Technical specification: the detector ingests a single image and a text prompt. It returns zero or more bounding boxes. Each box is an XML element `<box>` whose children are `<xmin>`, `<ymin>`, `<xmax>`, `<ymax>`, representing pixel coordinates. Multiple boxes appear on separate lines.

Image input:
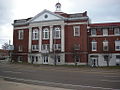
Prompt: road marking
<box><xmin>103</xmin><ymin>76</ymin><xmax>120</xmax><ymax>78</ymax></box>
<box><xmin>36</xmin><ymin>68</ymin><xmax>119</xmax><ymax>75</ymax></box>
<box><xmin>3</xmin><ymin>71</ymin><xmax>22</xmax><ymax>74</ymax></box>
<box><xmin>101</xmin><ymin>79</ymin><xmax>120</xmax><ymax>83</ymax></box>
<box><xmin>0</xmin><ymin>76</ymin><xmax>119</xmax><ymax>90</ymax></box>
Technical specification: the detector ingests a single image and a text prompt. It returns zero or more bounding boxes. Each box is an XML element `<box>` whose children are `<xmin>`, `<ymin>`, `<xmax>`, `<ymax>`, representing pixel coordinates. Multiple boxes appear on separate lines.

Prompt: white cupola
<box><xmin>55</xmin><ymin>2</ymin><xmax>61</xmax><ymax>12</ymax></box>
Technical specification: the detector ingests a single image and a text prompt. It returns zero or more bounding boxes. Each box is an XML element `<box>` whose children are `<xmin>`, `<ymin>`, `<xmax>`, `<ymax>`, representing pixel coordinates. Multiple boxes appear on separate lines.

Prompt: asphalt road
<box><xmin>0</xmin><ymin>63</ymin><xmax>120</xmax><ymax>90</ymax></box>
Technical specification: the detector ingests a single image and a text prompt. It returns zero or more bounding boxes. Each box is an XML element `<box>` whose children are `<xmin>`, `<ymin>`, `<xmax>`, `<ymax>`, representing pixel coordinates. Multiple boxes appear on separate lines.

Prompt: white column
<box><xmin>61</xmin><ymin>25</ymin><xmax>65</xmax><ymax>52</ymax></box>
<box><xmin>50</xmin><ymin>26</ymin><xmax>53</xmax><ymax>52</ymax></box>
<box><xmin>28</xmin><ymin>27</ymin><xmax>32</xmax><ymax>52</ymax></box>
<box><xmin>39</xmin><ymin>26</ymin><xmax>42</xmax><ymax>52</ymax></box>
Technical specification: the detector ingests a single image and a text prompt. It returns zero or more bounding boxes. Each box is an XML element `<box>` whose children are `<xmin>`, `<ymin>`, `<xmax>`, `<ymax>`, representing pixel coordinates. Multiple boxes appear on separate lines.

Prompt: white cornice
<box><xmin>89</xmin><ymin>35</ymin><xmax>120</xmax><ymax>37</ymax></box>
<box><xmin>28</xmin><ymin>9</ymin><xmax>65</xmax><ymax>23</ymax></box>
<box><xmin>65</xmin><ymin>22</ymin><xmax>88</xmax><ymax>25</ymax></box>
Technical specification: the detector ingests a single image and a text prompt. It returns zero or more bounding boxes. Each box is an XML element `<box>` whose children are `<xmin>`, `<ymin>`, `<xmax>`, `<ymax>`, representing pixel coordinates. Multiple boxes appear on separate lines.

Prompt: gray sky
<box><xmin>0</xmin><ymin>0</ymin><xmax>120</xmax><ymax>48</ymax></box>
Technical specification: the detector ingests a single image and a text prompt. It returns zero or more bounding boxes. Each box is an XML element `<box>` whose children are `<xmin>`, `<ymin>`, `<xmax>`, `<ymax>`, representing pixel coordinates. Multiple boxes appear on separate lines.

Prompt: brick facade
<box><xmin>12</xmin><ymin>3</ymin><xmax>120</xmax><ymax>66</ymax></box>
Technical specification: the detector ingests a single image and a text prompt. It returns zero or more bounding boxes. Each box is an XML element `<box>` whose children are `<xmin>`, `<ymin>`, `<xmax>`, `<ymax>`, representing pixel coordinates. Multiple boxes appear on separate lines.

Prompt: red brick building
<box><xmin>88</xmin><ymin>23</ymin><xmax>120</xmax><ymax>66</ymax></box>
<box><xmin>12</xmin><ymin>3</ymin><xmax>120</xmax><ymax>66</ymax></box>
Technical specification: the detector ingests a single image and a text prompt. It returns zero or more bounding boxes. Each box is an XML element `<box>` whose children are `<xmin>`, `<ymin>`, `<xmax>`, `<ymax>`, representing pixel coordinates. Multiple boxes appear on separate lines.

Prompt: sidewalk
<box><xmin>6</xmin><ymin>63</ymin><xmax>120</xmax><ymax>73</ymax></box>
<box><xmin>0</xmin><ymin>78</ymin><xmax>71</xmax><ymax>90</ymax></box>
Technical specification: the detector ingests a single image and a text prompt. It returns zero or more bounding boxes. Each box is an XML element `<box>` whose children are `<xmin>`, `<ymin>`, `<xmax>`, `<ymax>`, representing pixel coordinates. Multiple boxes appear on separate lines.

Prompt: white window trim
<box><xmin>56</xmin><ymin>55</ymin><xmax>61</xmax><ymax>63</ymax></box>
<box><xmin>91</xmin><ymin>41</ymin><xmax>97</xmax><ymax>51</ymax></box>
<box><xmin>53</xmin><ymin>44</ymin><xmax>61</xmax><ymax>50</ymax></box>
<box><xmin>75</xmin><ymin>56</ymin><xmax>80</xmax><ymax>62</ymax></box>
<box><xmin>42</xmin><ymin>56</ymin><xmax>48</xmax><ymax>63</ymax></box>
<box><xmin>32</xmin><ymin>45</ymin><xmax>39</xmax><ymax>51</ymax></box>
<box><xmin>32</xmin><ymin>29</ymin><xmax>39</xmax><ymax>40</ymax></box>
<box><xmin>74</xmin><ymin>44</ymin><xmax>80</xmax><ymax>50</ymax></box>
<box><xmin>18</xmin><ymin>45</ymin><xmax>23</xmax><ymax>52</ymax></box>
<box><xmin>73</xmin><ymin>26</ymin><xmax>80</xmax><ymax>36</ymax></box>
<box><xmin>115</xmin><ymin>40</ymin><xmax>120</xmax><ymax>51</ymax></box>
<box><xmin>30</xmin><ymin>56</ymin><xmax>38</xmax><ymax>62</ymax></box>
<box><xmin>42</xmin><ymin>44</ymin><xmax>50</xmax><ymax>51</ymax></box>
<box><xmin>42</xmin><ymin>28</ymin><xmax>49</xmax><ymax>40</ymax></box>
<box><xmin>103</xmin><ymin>29</ymin><xmax>108</xmax><ymax>36</ymax></box>
<box><xmin>91</xmin><ymin>29</ymin><xmax>96</xmax><ymax>36</ymax></box>
<box><xmin>114</xmin><ymin>28</ymin><xmax>120</xmax><ymax>36</ymax></box>
<box><xmin>103</xmin><ymin>40</ymin><xmax>109</xmax><ymax>51</ymax></box>
<box><xmin>18</xmin><ymin>56</ymin><xmax>23</xmax><ymax>62</ymax></box>
<box><xmin>54</xmin><ymin>27</ymin><xmax>61</xmax><ymax>39</ymax></box>
<box><xmin>18</xmin><ymin>30</ymin><xmax>24</xmax><ymax>40</ymax></box>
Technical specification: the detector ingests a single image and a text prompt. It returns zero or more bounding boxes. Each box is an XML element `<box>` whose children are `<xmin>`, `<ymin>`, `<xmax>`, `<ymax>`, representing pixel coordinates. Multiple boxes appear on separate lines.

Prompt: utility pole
<box><xmin>8</xmin><ymin>40</ymin><xmax>11</xmax><ymax>62</ymax></box>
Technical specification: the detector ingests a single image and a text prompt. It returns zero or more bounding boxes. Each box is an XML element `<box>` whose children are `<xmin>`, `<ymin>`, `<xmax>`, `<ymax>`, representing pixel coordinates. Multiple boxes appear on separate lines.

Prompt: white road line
<box><xmin>3</xmin><ymin>71</ymin><xmax>22</xmax><ymax>74</ymax></box>
<box><xmin>101</xmin><ymin>79</ymin><xmax>120</xmax><ymax>83</ymax></box>
<box><xmin>103</xmin><ymin>76</ymin><xmax>120</xmax><ymax>78</ymax></box>
<box><xmin>0</xmin><ymin>76</ymin><xmax>119</xmax><ymax>90</ymax></box>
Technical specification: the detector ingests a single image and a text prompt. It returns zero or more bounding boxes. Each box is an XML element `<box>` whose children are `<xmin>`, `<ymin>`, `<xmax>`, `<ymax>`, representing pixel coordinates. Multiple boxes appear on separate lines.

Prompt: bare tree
<box><xmin>103</xmin><ymin>54</ymin><xmax>112</xmax><ymax>67</ymax></box>
<box><xmin>102</xmin><ymin>44</ymin><xmax>112</xmax><ymax>67</ymax></box>
<box><xmin>2</xmin><ymin>43</ymin><xmax>9</xmax><ymax>50</ymax></box>
<box><xmin>72</xmin><ymin>44</ymin><xmax>80</xmax><ymax>66</ymax></box>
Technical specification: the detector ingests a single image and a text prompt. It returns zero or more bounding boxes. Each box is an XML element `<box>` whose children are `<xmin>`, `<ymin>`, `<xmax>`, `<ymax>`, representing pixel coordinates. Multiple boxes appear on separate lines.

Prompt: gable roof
<box><xmin>28</xmin><ymin>9</ymin><xmax>65</xmax><ymax>23</ymax></box>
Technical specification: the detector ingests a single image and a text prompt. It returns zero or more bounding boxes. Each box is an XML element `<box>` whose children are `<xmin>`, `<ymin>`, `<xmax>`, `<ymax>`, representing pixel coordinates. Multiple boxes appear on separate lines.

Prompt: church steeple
<box><xmin>55</xmin><ymin>2</ymin><xmax>61</xmax><ymax>12</ymax></box>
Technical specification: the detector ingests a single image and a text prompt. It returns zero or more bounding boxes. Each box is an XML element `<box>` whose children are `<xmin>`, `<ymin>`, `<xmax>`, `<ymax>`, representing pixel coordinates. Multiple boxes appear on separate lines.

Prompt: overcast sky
<box><xmin>0</xmin><ymin>0</ymin><xmax>120</xmax><ymax>49</ymax></box>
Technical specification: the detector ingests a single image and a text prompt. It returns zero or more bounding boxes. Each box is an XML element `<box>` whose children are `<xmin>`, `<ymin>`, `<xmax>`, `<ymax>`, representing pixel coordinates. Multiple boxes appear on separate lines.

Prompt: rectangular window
<box><xmin>18</xmin><ymin>45</ymin><xmax>23</xmax><ymax>51</ymax></box>
<box><xmin>103</xmin><ymin>29</ymin><xmax>108</xmax><ymax>36</ymax></box>
<box><xmin>42</xmin><ymin>44</ymin><xmax>50</xmax><ymax>50</ymax></box>
<box><xmin>18</xmin><ymin>30</ymin><xmax>24</xmax><ymax>40</ymax></box>
<box><xmin>91</xmin><ymin>29</ymin><xmax>96</xmax><ymax>36</ymax></box>
<box><xmin>114</xmin><ymin>28</ymin><xmax>120</xmax><ymax>35</ymax></box>
<box><xmin>53</xmin><ymin>44</ymin><xmax>61</xmax><ymax>50</ymax></box>
<box><xmin>115</xmin><ymin>40</ymin><xmax>120</xmax><ymax>51</ymax></box>
<box><xmin>92</xmin><ymin>41</ymin><xmax>97</xmax><ymax>51</ymax></box>
<box><xmin>74</xmin><ymin>44</ymin><xmax>80</xmax><ymax>50</ymax></box>
<box><xmin>32</xmin><ymin>45</ymin><xmax>39</xmax><ymax>51</ymax></box>
<box><xmin>73</xmin><ymin>26</ymin><xmax>80</xmax><ymax>36</ymax></box>
<box><xmin>103</xmin><ymin>41</ymin><xmax>108</xmax><ymax>51</ymax></box>
<box><xmin>32</xmin><ymin>29</ymin><xmax>39</xmax><ymax>40</ymax></box>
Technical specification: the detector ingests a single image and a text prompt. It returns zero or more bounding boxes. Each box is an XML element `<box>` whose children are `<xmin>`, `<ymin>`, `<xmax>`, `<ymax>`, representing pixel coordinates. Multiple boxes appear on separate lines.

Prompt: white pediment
<box><xmin>29</xmin><ymin>9</ymin><xmax>64</xmax><ymax>23</ymax></box>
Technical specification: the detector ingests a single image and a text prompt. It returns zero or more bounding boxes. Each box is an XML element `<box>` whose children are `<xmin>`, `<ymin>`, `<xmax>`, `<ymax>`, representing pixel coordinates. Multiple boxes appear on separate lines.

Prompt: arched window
<box><xmin>42</xmin><ymin>28</ymin><xmax>49</xmax><ymax>39</ymax></box>
<box><xmin>54</xmin><ymin>27</ymin><xmax>61</xmax><ymax>39</ymax></box>
<box><xmin>32</xmin><ymin>29</ymin><xmax>38</xmax><ymax>40</ymax></box>
<box><xmin>91</xmin><ymin>40</ymin><xmax>97</xmax><ymax>51</ymax></box>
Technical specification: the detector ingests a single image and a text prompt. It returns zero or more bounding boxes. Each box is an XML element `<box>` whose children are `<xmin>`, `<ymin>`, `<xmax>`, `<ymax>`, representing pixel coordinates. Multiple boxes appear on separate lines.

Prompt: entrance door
<box><xmin>116</xmin><ymin>55</ymin><xmax>120</xmax><ymax>65</ymax></box>
<box><xmin>91</xmin><ymin>58</ymin><xmax>98</xmax><ymax>67</ymax></box>
<box><xmin>43</xmin><ymin>56</ymin><xmax>48</xmax><ymax>64</ymax></box>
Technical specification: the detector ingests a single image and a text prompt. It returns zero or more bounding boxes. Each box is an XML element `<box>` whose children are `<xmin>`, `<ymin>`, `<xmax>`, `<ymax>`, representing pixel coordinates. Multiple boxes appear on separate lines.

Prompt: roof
<box><xmin>56</xmin><ymin>2</ymin><xmax>61</xmax><ymax>6</ymax></box>
<box><xmin>90</xmin><ymin>22</ymin><xmax>120</xmax><ymax>27</ymax></box>
<box><xmin>13</xmin><ymin>10</ymin><xmax>88</xmax><ymax>26</ymax></box>
<box><xmin>55</xmin><ymin>11</ymin><xmax>88</xmax><ymax>18</ymax></box>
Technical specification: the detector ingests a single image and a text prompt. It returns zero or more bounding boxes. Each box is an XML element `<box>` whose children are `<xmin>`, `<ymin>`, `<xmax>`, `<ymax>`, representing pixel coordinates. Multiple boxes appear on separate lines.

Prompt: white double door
<box><xmin>43</xmin><ymin>56</ymin><xmax>48</xmax><ymax>64</ymax></box>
